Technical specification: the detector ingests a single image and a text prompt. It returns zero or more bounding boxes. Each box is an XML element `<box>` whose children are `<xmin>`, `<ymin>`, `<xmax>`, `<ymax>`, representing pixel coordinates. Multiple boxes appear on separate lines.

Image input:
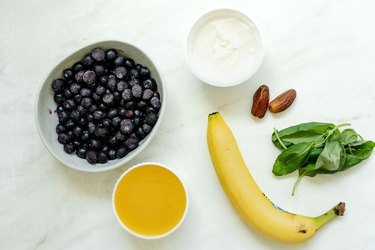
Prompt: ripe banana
<box><xmin>207</xmin><ymin>112</ymin><xmax>345</xmax><ymax>244</ymax></box>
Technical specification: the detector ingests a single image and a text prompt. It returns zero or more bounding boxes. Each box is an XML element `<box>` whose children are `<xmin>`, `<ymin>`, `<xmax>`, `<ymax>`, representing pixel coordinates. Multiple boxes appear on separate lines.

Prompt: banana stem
<box><xmin>314</xmin><ymin>202</ymin><xmax>345</xmax><ymax>230</ymax></box>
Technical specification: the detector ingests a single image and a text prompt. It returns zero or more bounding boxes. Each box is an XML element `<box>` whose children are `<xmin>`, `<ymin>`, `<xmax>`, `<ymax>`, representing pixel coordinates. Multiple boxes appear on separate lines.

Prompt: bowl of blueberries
<box><xmin>35</xmin><ymin>41</ymin><xmax>165</xmax><ymax>172</ymax></box>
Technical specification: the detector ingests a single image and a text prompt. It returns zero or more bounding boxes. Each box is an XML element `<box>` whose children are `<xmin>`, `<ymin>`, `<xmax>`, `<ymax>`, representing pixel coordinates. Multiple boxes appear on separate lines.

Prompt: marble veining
<box><xmin>1</xmin><ymin>0</ymin><xmax>375</xmax><ymax>249</ymax></box>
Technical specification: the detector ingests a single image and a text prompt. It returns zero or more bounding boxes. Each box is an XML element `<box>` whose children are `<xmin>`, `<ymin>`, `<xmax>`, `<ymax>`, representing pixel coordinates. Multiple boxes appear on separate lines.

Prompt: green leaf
<box><xmin>298</xmin><ymin>163</ymin><xmax>318</xmax><ymax>177</ymax></box>
<box><xmin>272</xmin><ymin>142</ymin><xmax>313</xmax><ymax>176</ymax></box>
<box><xmin>306</xmin><ymin>147</ymin><xmax>323</xmax><ymax>164</ymax></box>
<box><xmin>315</xmin><ymin>138</ymin><xmax>344</xmax><ymax>172</ymax></box>
<box><xmin>341</xmin><ymin>129</ymin><xmax>360</xmax><ymax>145</ymax></box>
<box><xmin>272</xmin><ymin>122</ymin><xmax>334</xmax><ymax>149</ymax></box>
<box><xmin>342</xmin><ymin>141</ymin><xmax>375</xmax><ymax>171</ymax></box>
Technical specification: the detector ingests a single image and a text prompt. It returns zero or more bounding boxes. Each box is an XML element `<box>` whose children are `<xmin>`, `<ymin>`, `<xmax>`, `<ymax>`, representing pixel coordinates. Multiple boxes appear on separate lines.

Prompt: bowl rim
<box><xmin>35</xmin><ymin>40</ymin><xmax>166</xmax><ymax>172</ymax></box>
<box><xmin>112</xmin><ymin>162</ymin><xmax>189</xmax><ymax>239</ymax></box>
<box><xmin>184</xmin><ymin>8</ymin><xmax>264</xmax><ymax>87</ymax></box>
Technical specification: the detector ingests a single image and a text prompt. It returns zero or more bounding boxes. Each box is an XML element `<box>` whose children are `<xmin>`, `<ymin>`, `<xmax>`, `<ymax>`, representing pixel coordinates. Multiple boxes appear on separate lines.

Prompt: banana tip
<box><xmin>334</xmin><ymin>202</ymin><xmax>345</xmax><ymax>216</ymax></box>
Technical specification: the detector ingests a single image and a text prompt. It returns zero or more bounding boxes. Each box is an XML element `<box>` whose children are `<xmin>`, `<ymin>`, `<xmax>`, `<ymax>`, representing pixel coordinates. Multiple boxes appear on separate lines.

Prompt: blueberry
<box><xmin>122</xmin><ymin>89</ymin><xmax>132</xmax><ymax>101</ymax></box>
<box><xmin>56</xmin><ymin>124</ymin><xmax>66</xmax><ymax>134</ymax></box>
<box><xmin>72</xmin><ymin>126</ymin><xmax>82</xmax><ymax>137</ymax></box>
<box><xmin>91</xmin><ymin>48</ymin><xmax>105</xmax><ymax>62</ymax></box>
<box><xmin>134</xmin><ymin>110</ymin><xmax>143</xmax><ymax>117</ymax></box>
<box><xmin>80</xmin><ymin>88</ymin><xmax>92</xmax><ymax>97</ymax></box>
<box><xmin>113</xmin><ymin>91</ymin><xmax>121</xmax><ymax>102</ymax></box>
<box><xmin>63</xmin><ymin>69</ymin><xmax>74</xmax><ymax>79</ymax></box>
<box><xmin>117</xmin><ymin>81</ymin><xmax>128</xmax><ymax>92</ymax></box>
<box><xmin>144</xmin><ymin>112</ymin><xmax>158</xmax><ymax>125</ymax></box>
<box><xmin>69</xmin><ymin>83</ymin><xmax>81</xmax><ymax>94</ymax></box>
<box><xmin>93</xmin><ymin>110</ymin><xmax>105</xmax><ymax>120</ymax></box>
<box><xmin>114</xmin><ymin>67</ymin><xmax>127</xmax><ymax>79</ymax></box>
<box><xmin>114</xmin><ymin>56</ymin><xmax>126</xmax><ymax>66</ymax></box>
<box><xmin>99</xmin><ymin>75</ymin><xmax>108</xmax><ymax>84</ymax></box>
<box><xmin>103</xmin><ymin>93</ymin><xmax>114</xmax><ymax>104</ymax></box>
<box><xmin>95</xmin><ymin>127</ymin><xmax>108</xmax><ymax>138</ymax></box>
<box><xmin>115</xmin><ymin>131</ymin><xmax>126</xmax><ymax>141</ymax></box>
<box><xmin>132</xmin><ymin>84</ymin><xmax>142</xmax><ymax>98</ymax></box>
<box><xmin>129</xmin><ymin>78</ymin><xmax>140</xmax><ymax>87</ymax></box>
<box><xmin>150</xmin><ymin>96</ymin><xmax>161</xmax><ymax>109</ymax></box>
<box><xmin>128</xmin><ymin>69</ymin><xmax>139</xmax><ymax>79</ymax></box>
<box><xmin>81</xmin><ymin>130</ymin><xmax>90</xmax><ymax>141</ymax></box>
<box><xmin>52</xmin><ymin>79</ymin><xmax>64</xmax><ymax>92</ymax></box>
<box><xmin>82</xmin><ymin>54</ymin><xmax>95</xmax><ymax>66</ymax></box>
<box><xmin>75</xmin><ymin>70</ymin><xmax>85</xmax><ymax>83</ymax></box>
<box><xmin>81</xmin><ymin>97</ymin><xmax>92</xmax><ymax>108</ymax></box>
<box><xmin>78</xmin><ymin>117</ymin><xmax>88</xmax><ymax>126</ymax></box>
<box><xmin>108</xmin><ymin>108</ymin><xmax>118</xmax><ymax>119</ymax></box>
<box><xmin>98</xmin><ymin>103</ymin><xmax>107</xmax><ymax>111</ymax></box>
<box><xmin>97</xmin><ymin>151</ymin><xmax>108</xmax><ymax>163</ymax></box>
<box><xmin>74</xmin><ymin>94</ymin><xmax>82</xmax><ymax>103</ymax></box>
<box><xmin>88</xmin><ymin>104</ymin><xmax>98</xmax><ymax>113</ymax></box>
<box><xmin>101</xmin><ymin>119</ymin><xmax>111</xmax><ymax>129</ymax></box>
<box><xmin>57</xmin><ymin>106</ymin><xmax>64</xmax><ymax>113</ymax></box>
<box><xmin>70</xmin><ymin>110</ymin><xmax>80</xmax><ymax>121</ymax></box>
<box><xmin>108</xmin><ymin>136</ymin><xmax>117</xmax><ymax>145</ymax></box>
<box><xmin>73</xmin><ymin>140</ymin><xmax>81</xmax><ymax>148</ymax></box>
<box><xmin>125</xmin><ymin>101</ymin><xmax>135</xmax><ymax>109</ymax></box>
<box><xmin>83</xmin><ymin>70</ymin><xmax>96</xmax><ymax>85</ymax></box>
<box><xmin>124</xmin><ymin>58</ymin><xmax>135</xmax><ymax>68</ymax></box>
<box><xmin>77</xmin><ymin>147</ymin><xmax>87</xmax><ymax>158</ymax></box>
<box><xmin>107</xmin><ymin>77</ymin><xmax>116</xmax><ymax>91</ymax></box>
<box><xmin>139</xmin><ymin>67</ymin><xmax>150</xmax><ymax>79</ymax></box>
<box><xmin>54</xmin><ymin>93</ymin><xmax>64</xmax><ymax>104</ymax></box>
<box><xmin>116</xmin><ymin>147</ymin><xmax>128</xmax><ymax>158</ymax></box>
<box><xmin>142</xmin><ymin>89</ymin><xmax>153</xmax><ymax>100</ymax></box>
<box><xmin>73</xmin><ymin>62</ymin><xmax>84</xmax><ymax>73</ymax></box>
<box><xmin>89</xmin><ymin>139</ymin><xmax>101</xmax><ymax>149</ymax></box>
<box><xmin>125</xmin><ymin>110</ymin><xmax>134</xmax><ymax>118</ymax></box>
<box><xmin>64</xmin><ymin>89</ymin><xmax>73</xmax><ymax>98</ymax></box>
<box><xmin>65</xmin><ymin>120</ymin><xmax>76</xmax><ymax>130</ymax></box>
<box><xmin>142</xmin><ymin>124</ymin><xmax>152</xmax><ymax>133</ymax></box>
<box><xmin>112</xmin><ymin>117</ymin><xmax>121</xmax><ymax>127</ymax></box>
<box><xmin>93</xmin><ymin>64</ymin><xmax>105</xmax><ymax>76</ymax></box>
<box><xmin>87</xmin><ymin>122</ymin><xmax>96</xmax><ymax>134</ymax></box>
<box><xmin>153</xmin><ymin>91</ymin><xmax>160</xmax><ymax>98</ymax></box>
<box><xmin>87</xmin><ymin>114</ymin><xmax>94</xmax><ymax>122</ymax></box>
<box><xmin>86</xmin><ymin>150</ymin><xmax>97</xmax><ymax>164</ymax></box>
<box><xmin>133</xmin><ymin>117</ymin><xmax>141</xmax><ymax>126</ymax></box>
<box><xmin>95</xmin><ymin>85</ymin><xmax>106</xmax><ymax>96</ymax></box>
<box><xmin>63</xmin><ymin>99</ymin><xmax>75</xmax><ymax>110</ymax></box>
<box><xmin>137</xmin><ymin>101</ymin><xmax>147</xmax><ymax>110</ymax></box>
<box><xmin>118</xmin><ymin>108</ymin><xmax>126</xmax><ymax>117</ymax></box>
<box><xmin>58</xmin><ymin>133</ymin><xmax>70</xmax><ymax>144</ymax></box>
<box><xmin>92</xmin><ymin>93</ymin><xmax>101</xmax><ymax>102</ymax></box>
<box><xmin>107</xmin><ymin>149</ymin><xmax>117</xmax><ymax>160</ymax></box>
<box><xmin>102</xmin><ymin>146</ymin><xmax>110</xmax><ymax>153</ymax></box>
<box><xmin>120</xmin><ymin>119</ymin><xmax>133</xmax><ymax>134</ymax></box>
<box><xmin>106</xmin><ymin>49</ymin><xmax>118</xmax><ymax>61</ymax></box>
<box><xmin>64</xmin><ymin>144</ymin><xmax>76</xmax><ymax>154</ymax></box>
<box><xmin>135</xmin><ymin>64</ymin><xmax>142</xmax><ymax>71</ymax></box>
<box><xmin>146</xmin><ymin>107</ymin><xmax>156</xmax><ymax>114</ymax></box>
<box><xmin>58</xmin><ymin>111</ymin><xmax>69</xmax><ymax>123</ymax></box>
<box><xmin>125</xmin><ymin>137</ymin><xmax>139</xmax><ymax>150</ymax></box>
<box><xmin>136</xmin><ymin>127</ymin><xmax>146</xmax><ymax>139</ymax></box>
<box><xmin>142</xmin><ymin>79</ymin><xmax>157</xmax><ymax>90</ymax></box>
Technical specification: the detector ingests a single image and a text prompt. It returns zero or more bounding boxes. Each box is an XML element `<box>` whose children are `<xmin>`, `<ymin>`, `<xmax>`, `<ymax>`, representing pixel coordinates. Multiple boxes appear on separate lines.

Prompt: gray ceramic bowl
<box><xmin>35</xmin><ymin>41</ymin><xmax>166</xmax><ymax>172</ymax></box>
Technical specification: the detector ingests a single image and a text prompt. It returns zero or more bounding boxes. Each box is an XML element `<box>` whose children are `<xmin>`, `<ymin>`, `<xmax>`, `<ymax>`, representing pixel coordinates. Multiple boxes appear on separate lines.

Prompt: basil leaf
<box><xmin>272</xmin><ymin>142</ymin><xmax>313</xmax><ymax>176</ymax></box>
<box><xmin>272</xmin><ymin>122</ymin><xmax>334</xmax><ymax>149</ymax></box>
<box><xmin>342</xmin><ymin>141</ymin><xmax>375</xmax><ymax>171</ymax></box>
<box><xmin>341</xmin><ymin>129</ymin><xmax>360</xmax><ymax>145</ymax></box>
<box><xmin>315</xmin><ymin>139</ymin><xmax>344</xmax><ymax>172</ymax></box>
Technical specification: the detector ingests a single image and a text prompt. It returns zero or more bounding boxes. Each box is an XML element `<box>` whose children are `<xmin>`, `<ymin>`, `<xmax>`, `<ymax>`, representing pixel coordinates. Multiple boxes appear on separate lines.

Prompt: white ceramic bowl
<box><xmin>185</xmin><ymin>8</ymin><xmax>264</xmax><ymax>87</ymax></box>
<box><xmin>35</xmin><ymin>41</ymin><xmax>166</xmax><ymax>172</ymax></box>
<box><xmin>112</xmin><ymin>162</ymin><xmax>188</xmax><ymax>239</ymax></box>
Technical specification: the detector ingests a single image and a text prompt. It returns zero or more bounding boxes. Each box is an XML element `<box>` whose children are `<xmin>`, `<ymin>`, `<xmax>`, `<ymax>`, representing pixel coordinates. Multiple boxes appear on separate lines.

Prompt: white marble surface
<box><xmin>1</xmin><ymin>0</ymin><xmax>375</xmax><ymax>249</ymax></box>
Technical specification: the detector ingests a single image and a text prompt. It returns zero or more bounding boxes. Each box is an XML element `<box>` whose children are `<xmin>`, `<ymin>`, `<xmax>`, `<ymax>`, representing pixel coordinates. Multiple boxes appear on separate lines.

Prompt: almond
<box><xmin>269</xmin><ymin>89</ymin><xmax>297</xmax><ymax>113</ymax></box>
<box><xmin>251</xmin><ymin>85</ymin><xmax>269</xmax><ymax>118</ymax></box>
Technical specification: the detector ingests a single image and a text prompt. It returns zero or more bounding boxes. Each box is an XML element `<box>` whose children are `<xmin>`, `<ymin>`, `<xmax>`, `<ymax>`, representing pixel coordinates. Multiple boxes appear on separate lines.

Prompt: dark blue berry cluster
<box><xmin>52</xmin><ymin>48</ymin><xmax>161</xmax><ymax>164</ymax></box>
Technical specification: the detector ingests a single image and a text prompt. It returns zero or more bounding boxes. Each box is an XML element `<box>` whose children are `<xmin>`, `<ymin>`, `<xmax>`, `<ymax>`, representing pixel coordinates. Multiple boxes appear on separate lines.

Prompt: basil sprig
<box><xmin>272</xmin><ymin>122</ymin><xmax>375</xmax><ymax>195</ymax></box>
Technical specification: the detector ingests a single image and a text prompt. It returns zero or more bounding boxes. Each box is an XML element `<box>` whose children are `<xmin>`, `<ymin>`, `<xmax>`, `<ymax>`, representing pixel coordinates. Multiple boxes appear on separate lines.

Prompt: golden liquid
<box><xmin>114</xmin><ymin>165</ymin><xmax>187</xmax><ymax>236</ymax></box>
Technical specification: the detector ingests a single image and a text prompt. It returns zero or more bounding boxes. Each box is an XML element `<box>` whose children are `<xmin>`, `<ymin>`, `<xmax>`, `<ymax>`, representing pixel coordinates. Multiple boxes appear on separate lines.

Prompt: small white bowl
<box><xmin>35</xmin><ymin>41</ymin><xmax>166</xmax><ymax>172</ymax></box>
<box><xmin>185</xmin><ymin>8</ymin><xmax>264</xmax><ymax>87</ymax></box>
<box><xmin>112</xmin><ymin>162</ymin><xmax>188</xmax><ymax>239</ymax></box>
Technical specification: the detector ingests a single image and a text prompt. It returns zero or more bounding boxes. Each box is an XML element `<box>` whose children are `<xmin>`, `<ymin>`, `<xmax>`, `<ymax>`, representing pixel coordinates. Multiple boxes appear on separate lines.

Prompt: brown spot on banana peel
<box><xmin>334</xmin><ymin>202</ymin><xmax>345</xmax><ymax>216</ymax></box>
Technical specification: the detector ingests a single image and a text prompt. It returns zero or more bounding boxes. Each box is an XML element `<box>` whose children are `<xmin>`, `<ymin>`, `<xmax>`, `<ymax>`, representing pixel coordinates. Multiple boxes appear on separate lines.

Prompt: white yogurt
<box><xmin>187</xmin><ymin>9</ymin><xmax>263</xmax><ymax>87</ymax></box>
